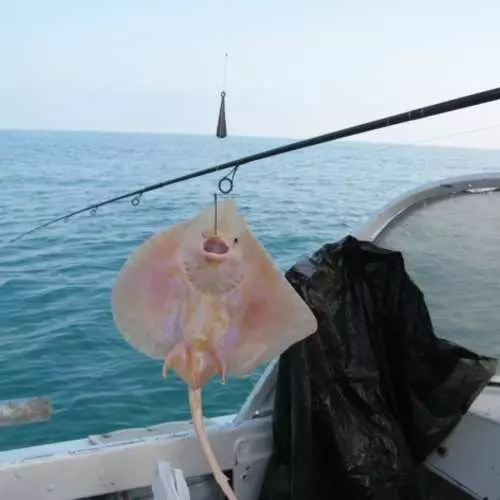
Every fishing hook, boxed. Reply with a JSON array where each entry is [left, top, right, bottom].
[[218, 165, 239, 194]]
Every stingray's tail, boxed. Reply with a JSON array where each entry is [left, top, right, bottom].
[[188, 387, 238, 500]]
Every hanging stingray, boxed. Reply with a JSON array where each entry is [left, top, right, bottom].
[[216, 53, 228, 139], [111, 197, 318, 499]]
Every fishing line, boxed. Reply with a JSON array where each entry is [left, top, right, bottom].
[[223, 52, 228, 92], [409, 122, 500, 146], [8, 85, 500, 245], [214, 193, 219, 235]]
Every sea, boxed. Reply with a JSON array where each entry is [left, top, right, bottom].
[[1, 130, 500, 453]]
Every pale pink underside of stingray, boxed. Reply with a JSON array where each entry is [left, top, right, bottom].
[[111, 199, 317, 379]]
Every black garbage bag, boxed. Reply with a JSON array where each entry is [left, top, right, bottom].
[[258, 236, 496, 500]]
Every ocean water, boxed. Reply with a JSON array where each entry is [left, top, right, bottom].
[[1, 130, 500, 453]]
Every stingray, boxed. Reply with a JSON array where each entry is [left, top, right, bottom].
[[111, 199, 317, 500]]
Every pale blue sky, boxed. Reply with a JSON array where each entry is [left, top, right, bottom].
[[2, 0, 500, 148]]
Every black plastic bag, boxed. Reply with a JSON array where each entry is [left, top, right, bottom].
[[258, 236, 496, 500]]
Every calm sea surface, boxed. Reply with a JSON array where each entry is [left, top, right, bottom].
[[1, 130, 499, 452]]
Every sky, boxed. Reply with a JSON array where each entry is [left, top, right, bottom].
[[2, 0, 500, 148]]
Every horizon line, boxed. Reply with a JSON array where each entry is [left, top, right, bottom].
[[1, 126, 499, 153]]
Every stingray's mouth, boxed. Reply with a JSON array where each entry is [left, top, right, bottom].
[[203, 237, 230, 255]]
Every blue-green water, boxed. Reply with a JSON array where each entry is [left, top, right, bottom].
[[1, 130, 500, 453]]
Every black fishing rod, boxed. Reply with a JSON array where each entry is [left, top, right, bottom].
[[10, 86, 500, 244]]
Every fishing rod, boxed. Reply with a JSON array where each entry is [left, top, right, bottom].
[[10, 85, 500, 244]]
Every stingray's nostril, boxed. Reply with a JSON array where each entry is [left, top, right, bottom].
[[203, 237, 229, 255]]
